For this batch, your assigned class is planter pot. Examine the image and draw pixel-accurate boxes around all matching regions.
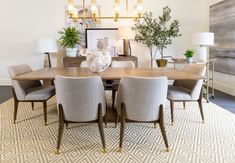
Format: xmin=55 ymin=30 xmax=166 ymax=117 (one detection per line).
xmin=186 ymin=57 xmax=193 ymax=63
xmin=156 ymin=59 xmax=168 ymax=67
xmin=66 ymin=48 xmax=78 ymax=57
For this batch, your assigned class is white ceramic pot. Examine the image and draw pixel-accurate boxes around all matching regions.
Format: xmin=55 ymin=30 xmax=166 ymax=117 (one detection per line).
xmin=186 ymin=57 xmax=193 ymax=63
xmin=66 ymin=48 xmax=77 ymax=57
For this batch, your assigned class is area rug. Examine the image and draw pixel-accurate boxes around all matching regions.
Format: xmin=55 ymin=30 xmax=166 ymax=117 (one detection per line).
xmin=0 ymin=95 xmax=235 ymax=163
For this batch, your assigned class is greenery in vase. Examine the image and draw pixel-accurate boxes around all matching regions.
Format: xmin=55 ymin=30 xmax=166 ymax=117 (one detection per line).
xmin=132 ymin=6 xmax=181 ymax=68
xmin=184 ymin=49 xmax=194 ymax=58
xmin=58 ymin=27 xmax=83 ymax=48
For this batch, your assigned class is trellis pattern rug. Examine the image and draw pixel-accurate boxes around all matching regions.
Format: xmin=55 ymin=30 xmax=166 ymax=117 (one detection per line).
xmin=0 ymin=96 xmax=235 ymax=163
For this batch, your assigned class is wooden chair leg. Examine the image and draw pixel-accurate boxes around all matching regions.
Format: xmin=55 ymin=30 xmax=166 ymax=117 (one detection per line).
xmin=118 ymin=103 xmax=126 ymax=152
xmin=31 ymin=102 xmax=34 ymax=110
xmin=55 ymin=104 xmax=64 ymax=154
xmin=65 ymin=123 xmax=68 ymax=129
xmin=115 ymin=109 xmax=119 ymax=128
xmin=104 ymin=102 xmax=108 ymax=128
xmin=98 ymin=103 xmax=107 ymax=153
xmin=153 ymin=122 xmax=157 ymax=128
xmin=183 ymin=102 xmax=186 ymax=110
xmin=170 ymin=101 xmax=174 ymax=125
xmin=13 ymin=100 xmax=18 ymax=124
xmin=159 ymin=105 xmax=170 ymax=151
xmin=198 ymin=99 xmax=204 ymax=123
xmin=112 ymin=90 xmax=116 ymax=110
xmin=43 ymin=101 xmax=47 ymax=126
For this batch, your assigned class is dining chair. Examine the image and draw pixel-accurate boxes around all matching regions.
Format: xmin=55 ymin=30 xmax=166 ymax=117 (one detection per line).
xmin=111 ymin=61 xmax=135 ymax=110
xmin=54 ymin=75 xmax=107 ymax=154
xmin=8 ymin=64 xmax=55 ymax=126
xmin=167 ymin=64 xmax=206 ymax=124
xmin=115 ymin=76 xmax=169 ymax=152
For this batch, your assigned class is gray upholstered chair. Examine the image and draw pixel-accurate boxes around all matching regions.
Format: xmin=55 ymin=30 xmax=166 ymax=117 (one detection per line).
xmin=8 ymin=64 xmax=55 ymax=126
xmin=167 ymin=64 xmax=206 ymax=124
xmin=115 ymin=76 xmax=169 ymax=152
xmin=55 ymin=75 xmax=107 ymax=154
xmin=111 ymin=61 xmax=135 ymax=110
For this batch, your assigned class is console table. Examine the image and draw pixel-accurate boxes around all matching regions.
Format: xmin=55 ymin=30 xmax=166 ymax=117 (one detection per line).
xmin=63 ymin=56 xmax=138 ymax=68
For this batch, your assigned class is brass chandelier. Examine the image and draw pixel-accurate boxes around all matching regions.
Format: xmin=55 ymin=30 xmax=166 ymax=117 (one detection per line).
xmin=67 ymin=0 xmax=143 ymax=22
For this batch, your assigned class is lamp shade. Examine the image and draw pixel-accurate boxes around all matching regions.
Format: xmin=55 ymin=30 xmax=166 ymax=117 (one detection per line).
xmin=192 ymin=32 xmax=214 ymax=46
xmin=36 ymin=38 xmax=58 ymax=53
xmin=118 ymin=27 xmax=135 ymax=39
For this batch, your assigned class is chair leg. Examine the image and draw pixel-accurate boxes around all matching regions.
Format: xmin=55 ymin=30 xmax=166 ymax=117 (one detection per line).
xmin=31 ymin=102 xmax=34 ymax=110
xmin=98 ymin=103 xmax=106 ymax=153
xmin=65 ymin=123 xmax=68 ymax=129
xmin=153 ymin=122 xmax=157 ymax=128
xmin=118 ymin=103 xmax=126 ymax=152
xmin=43 ymin=101 xmax=47 ymax=126
xmin=13 ymin=100 xmax=18 ymax=124
xmin=170 ymin=101 xmax=174 ymax=125
xmin=55 ymin=104 xmax=65 ymax=154
xmin=115 ymin=109 xmax=119 ymax=128
xmin=112 ymin=90 xmax=116 ymax=110
xmin=159 ymin=105 xmax=170 ymax=151
xmin=183 ymin=102 xmax=186 ymax=110
xmin=198 ymin=99 xmax=204 ymax=123
xmin=104 ymin=102 xmax=108 ymax=128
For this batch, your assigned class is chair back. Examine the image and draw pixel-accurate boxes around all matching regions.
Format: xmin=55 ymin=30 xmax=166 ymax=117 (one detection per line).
xmin=111 ymin=61 xmax=135 ymax=68
xmin=55 ymin=76 xmax=106 ymax=122
xmin=173 ymin=64 xmax=206 ymax=100
xmin=8 ymin=64 xmax=41 ymax=100
xmin=116 ymin=76 xmax=168 ymax=121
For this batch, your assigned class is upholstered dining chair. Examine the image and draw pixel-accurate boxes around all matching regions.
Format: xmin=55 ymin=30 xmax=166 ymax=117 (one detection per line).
xmin=115 ymin=76 xmax=169 ymax=152
xmin=111 ymin=61 xmax=135 ymax=110
xmin=167 ymin=64 xmax=206 ymax=124
xmin=54 ymin=75 xmax=107 ymax=154
xmin=8 ymin=64 xmax=55 ymax=126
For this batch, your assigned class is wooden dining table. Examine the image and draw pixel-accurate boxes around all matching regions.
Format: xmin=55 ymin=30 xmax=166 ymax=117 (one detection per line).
xmin=12 ymin=67 xmax=205 ymax=81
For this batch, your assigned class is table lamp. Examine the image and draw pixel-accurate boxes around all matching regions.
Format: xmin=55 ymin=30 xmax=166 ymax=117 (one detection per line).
xmin=192 ymin=32 xmax=214 ymax=62
xmin=36 ymin=38 xmax=58 ymax=67
xmin=118 ymin=27 xmax=135 ymax=56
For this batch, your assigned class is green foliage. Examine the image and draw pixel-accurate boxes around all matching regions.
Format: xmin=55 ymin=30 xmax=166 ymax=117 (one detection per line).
xmin=58 ymin=27 xmax=83 ymax=48
xmin=184 ymin=49 xmax=194 ymax=58
xmin=132 ymin=6 xmax=181 ymax=62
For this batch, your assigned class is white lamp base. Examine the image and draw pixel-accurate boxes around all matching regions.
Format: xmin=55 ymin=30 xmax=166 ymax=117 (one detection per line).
xmin=195 ymin=46 xmax=207 ymax=63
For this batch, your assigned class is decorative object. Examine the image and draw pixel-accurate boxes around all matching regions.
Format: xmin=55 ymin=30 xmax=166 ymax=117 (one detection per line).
xmin=209 ymin=0 xmax=235 ymax=75
xmin=58 ymin=26 xmax=83 ymax=57
xmin=184 ymin=49 xmax=194 ymax=63
xmin=86 ymin=51 xmax=111 ymax=72
xmin=118 ymin=27 xmax=135 ymax=56
xmin=66 ymin=0 xmax=143 ymax=22
xmin=85 ymin=28 xmax=123 ymax=55
xmin=36 ymin=38 xmax=58 ymax=67
xmin=132 ymin=7 xmax=181 ymax=68
xmin=192 ymin=32 xmax=214 ymax=63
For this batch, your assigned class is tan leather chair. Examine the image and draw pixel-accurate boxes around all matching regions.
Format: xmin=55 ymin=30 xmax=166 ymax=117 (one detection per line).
xmin=8 ymin=64 xmax=55 ymax=126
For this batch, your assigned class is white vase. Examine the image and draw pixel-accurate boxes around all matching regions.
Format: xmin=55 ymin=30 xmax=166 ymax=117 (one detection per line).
xmin=186 ymin=57 xmax=193 ymax=63
xmin=66 ymin=48 xmax=77 ymax=57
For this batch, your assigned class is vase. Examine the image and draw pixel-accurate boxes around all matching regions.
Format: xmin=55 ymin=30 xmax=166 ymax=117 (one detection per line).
xmin=186 ymin=57 xmax=193 ymax=63
xmin=66 ymin=48 xmax=77 ymax=57
xmin=156 ymin=59 xmax=168 ymax=67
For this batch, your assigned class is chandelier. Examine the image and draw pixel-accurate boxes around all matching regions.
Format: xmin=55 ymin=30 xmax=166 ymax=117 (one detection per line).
xmin=67 ymin=0 xmax=143 ymax=22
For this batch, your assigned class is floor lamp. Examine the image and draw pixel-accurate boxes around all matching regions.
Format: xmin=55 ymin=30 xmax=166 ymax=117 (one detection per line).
xmin=36 ymin=38 xmax=58 ymax=67
xmin=192 ymin=32 xmax=214 ymax=62
xmin=118 ymin=27 xmax=135 ymax=56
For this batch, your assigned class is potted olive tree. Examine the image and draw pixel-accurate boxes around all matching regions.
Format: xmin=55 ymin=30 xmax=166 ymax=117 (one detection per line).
xmin=184 ymin=49 xmax=194 ymax=63
xmin=133 ymin=6 xmax=181 ymax=68
xmin=59 ymin=26 xmax=83 ymax=57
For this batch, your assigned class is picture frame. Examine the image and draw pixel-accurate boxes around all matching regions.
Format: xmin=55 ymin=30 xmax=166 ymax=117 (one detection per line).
xmin=85 ymin=28 xmax=123 ymax=55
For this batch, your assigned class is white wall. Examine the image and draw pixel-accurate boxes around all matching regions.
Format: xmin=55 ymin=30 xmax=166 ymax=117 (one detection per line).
xmin=0 ymin=0 xmax=216 ymax=86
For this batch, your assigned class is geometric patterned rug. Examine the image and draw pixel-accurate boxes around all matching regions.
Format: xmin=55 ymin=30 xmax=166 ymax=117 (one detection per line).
xmin=1 ymin=94 xmax=235 ymax=163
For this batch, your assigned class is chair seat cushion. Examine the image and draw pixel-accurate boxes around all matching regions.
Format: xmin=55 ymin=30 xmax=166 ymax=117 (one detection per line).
xmin=167 ymin=85 xmax=192 ymax=101
xmin=25 ymin=86 xmax=55 ymax=101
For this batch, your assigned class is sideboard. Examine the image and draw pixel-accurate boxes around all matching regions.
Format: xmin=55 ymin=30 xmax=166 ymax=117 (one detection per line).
xmin=63 ymin=56 xmax=138 ymax=67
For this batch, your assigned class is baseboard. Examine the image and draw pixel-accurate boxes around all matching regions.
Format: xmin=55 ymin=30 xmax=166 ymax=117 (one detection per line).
xmin=0 ymin=79 xmax=11 ymax=86
xmin=213 ymin=81 xmax=235 ymax=97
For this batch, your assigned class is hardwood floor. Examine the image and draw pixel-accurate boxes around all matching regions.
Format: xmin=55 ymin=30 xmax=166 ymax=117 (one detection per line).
xmin=0 ymin=86 xmax=235 ymax=114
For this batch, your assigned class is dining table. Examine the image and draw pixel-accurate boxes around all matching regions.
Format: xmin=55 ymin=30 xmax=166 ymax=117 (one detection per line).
xmin=12 ymin=67 xmax=206 ymax=81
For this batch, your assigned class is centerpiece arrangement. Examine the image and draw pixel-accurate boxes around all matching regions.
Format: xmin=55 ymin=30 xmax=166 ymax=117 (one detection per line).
xmin=184 ymin=49 xmax=194 ymax=63
xmin=132 ymin=6 xmax=181 ymax=68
